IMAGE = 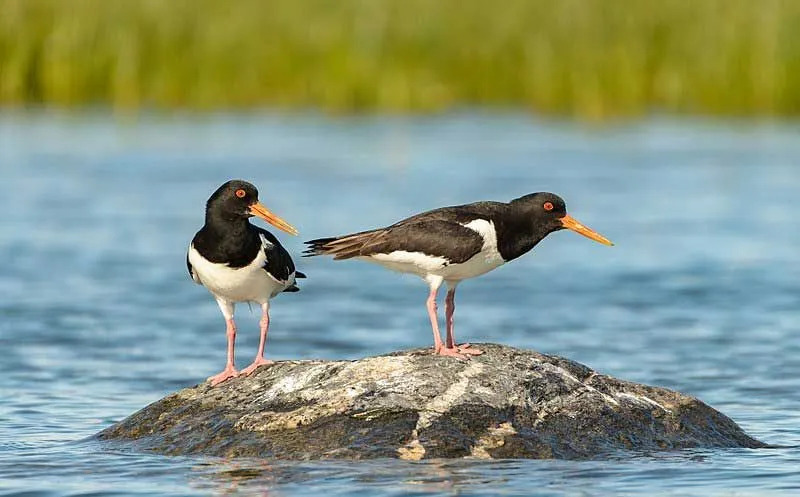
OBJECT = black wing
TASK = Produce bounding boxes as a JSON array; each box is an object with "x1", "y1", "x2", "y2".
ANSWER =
[
  {"x1": 255, "y1": 227, "x2": 298, "y2": 284},
  {"x1": 305, "y1": 219, "x2": 485, "y2": 264}
]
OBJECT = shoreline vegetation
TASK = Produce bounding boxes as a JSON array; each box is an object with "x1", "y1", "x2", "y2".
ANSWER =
[{"x1": 1, "y1": 0, "x2": 799, "y2": 119}]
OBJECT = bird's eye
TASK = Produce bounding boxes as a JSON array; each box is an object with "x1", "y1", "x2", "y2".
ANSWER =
[
  {"x1": 543, "y1": 201, "x2": 554, "y2": 211},
  {"x1": 235, "y1": 189, "x2": 246, "y2": 198}
]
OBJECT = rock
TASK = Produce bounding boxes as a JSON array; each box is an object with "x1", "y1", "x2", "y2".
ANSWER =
[{"x1": 97, "y1": 344, "x2": 765, "y2": 459}]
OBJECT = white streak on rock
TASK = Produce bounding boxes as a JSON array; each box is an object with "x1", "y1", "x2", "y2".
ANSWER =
[
  {"x1": 543, "y1": 363, "x2": 620, "y2": 407},
  {"x1": 416, "y1": 361, "x2": 486, "y2": 430},
  {"x1": 616, "y1": 392, "x2": 672, "y2": 413}
]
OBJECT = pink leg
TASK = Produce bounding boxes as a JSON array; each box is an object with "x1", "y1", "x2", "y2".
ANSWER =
[
  {"x1": 427, "y1": 282, "x2": 468, "y2": 360},
  {"x1": 445, "y1": 286, "x2": 483, "y2": 356},
  {"x1": 242, "y1": 302, "x2": 275, "y2": 376},
  {"x1": 426, "y1": 286, "x2": 443, "y2": 352},
  {"x1": 208, "y1": 318, "x2": 239, "y2": 386},
  {"x1": 445, "y1": 287, "x2": 456, "y2": 349}
]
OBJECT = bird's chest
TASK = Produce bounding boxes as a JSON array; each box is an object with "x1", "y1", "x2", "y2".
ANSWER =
[
  {"x1": 438, "y1": 218, "x2": 506, "y2": 280},
  {"x1": 189, "y1": 246, "x2": 278, "y2": 302},
  {"x1": 443, "y1": 245, "x2": 505, "y2": 280}
]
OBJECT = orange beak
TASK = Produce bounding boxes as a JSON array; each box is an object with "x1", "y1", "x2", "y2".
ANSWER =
[
  {"x1": 560, "y1": 214, "x2": 613, "y2": 246},
  {"x1": 249, "y1": 202, "x2": 299, "y2": 236}
]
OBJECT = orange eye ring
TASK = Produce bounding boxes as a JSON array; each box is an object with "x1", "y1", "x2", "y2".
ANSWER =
[
  {"x1": 543, "y1": 201, "x2": 554, "y2": 211},
  {"x1": 235, "y1": 189, "x2": 246, "y2": 198}
]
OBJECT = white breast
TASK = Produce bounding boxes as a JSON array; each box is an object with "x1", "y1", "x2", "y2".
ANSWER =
[
  {"x1": 441, "y1": 219, "x2": 506, "y2": 280},
  {"x1": 188, "y1": 243, "x2": 289, "y2": 304}
]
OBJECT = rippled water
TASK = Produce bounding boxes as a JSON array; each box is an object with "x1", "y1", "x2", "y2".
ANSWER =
[{"x1": 2, "y1": 112, "x2": 800, "y2": 496}]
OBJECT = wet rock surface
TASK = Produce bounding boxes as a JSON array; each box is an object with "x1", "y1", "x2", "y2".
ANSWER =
[{"x1": 97, "y1": 344, "x2": 765, "y2": 459}]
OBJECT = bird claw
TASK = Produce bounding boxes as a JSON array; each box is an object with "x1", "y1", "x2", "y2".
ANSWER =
[
  {"x1": 435, "y1": 346, "x2": 470, "y2": 361},
  {"x1": 207, "y1": 367, "x2": 239, "y2": 386},
  {"x1": 241, "y1": 358, "x2": 275, "y2": 376},
  {"x1": 456, "y1": 343, "x2": 484, "y2": 356}
]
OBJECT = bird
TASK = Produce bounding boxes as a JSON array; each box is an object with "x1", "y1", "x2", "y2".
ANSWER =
[
  {"x1": 187, "y1": 180, "x2": 305, "y2": 386},
  {"x1": 304, "y1": 192, "x2": 612, "y2": 360}
]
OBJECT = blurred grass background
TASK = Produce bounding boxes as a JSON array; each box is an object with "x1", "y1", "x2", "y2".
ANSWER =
[{"x1": 1, "y1": 0, "x2": 799, "y2": 119}]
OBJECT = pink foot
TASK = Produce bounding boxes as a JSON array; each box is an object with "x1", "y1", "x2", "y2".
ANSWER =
[
  {"x1": 207, "y1": 366, "x2": 239, "y2": 386},
  {"x1": 435, "y1": 346, "x2": 469, "y2": 361},
  {"x1": 241, "y1": 357, "x2": 275, "y2": 376},
  {"x1": 456, "y1": 343, "x2": 484, "y2": 356}
]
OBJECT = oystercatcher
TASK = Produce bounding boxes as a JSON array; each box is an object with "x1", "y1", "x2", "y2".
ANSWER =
[
  {"x1": 187, "y1": 180, "x2": 305, "y2": 385},
  {"x1": 304, "y1": 192, "x2": 612, "y2": 359}
]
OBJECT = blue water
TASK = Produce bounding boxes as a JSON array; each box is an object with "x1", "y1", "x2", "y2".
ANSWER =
[{"x1": 2, "y1": 112, "x2": 800, "y2": 496}]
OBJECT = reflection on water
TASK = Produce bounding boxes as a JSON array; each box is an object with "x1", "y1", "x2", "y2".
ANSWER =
[{"x1": 1, "y1": 112, "x2": 800, "y2": 496}]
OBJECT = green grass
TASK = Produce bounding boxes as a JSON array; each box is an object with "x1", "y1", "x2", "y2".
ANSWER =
[{"x1": 1, "y1": 0, "x2": 799, "y2": 119}]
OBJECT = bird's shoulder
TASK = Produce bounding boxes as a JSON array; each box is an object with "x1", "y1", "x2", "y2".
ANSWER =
[
  {"x1": 252, "y1": 225, "x2": 290, "y2": 255},
  {"x1": 253, "y1": 225, "x2": 281, "y2": 249},
  {"x1": 252, "y1": 225, "x2": 297, "y2": 283}
]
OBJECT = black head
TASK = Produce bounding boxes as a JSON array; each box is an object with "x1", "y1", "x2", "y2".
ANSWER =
[
  {"x1": 206, "y1": 180, "x2": 259, "y2": 219},
  {"x1": 205, "y1": 179, "x2": 298, "y2": 235},
  {"x1": 512, "y1": 192, "x2": 613, "y2": 246}
]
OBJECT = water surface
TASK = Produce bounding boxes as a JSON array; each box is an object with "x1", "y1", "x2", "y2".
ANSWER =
[{"x1": 1, "y1": 112, "x2": 799, "y2": 495}]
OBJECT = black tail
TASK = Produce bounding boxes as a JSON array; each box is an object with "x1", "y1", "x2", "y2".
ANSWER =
[
  {"x1": 303, "y1": 229, "x2": 386, "y2": 260},
  {"x1": 282, "y1": 270, "x2": 306, "y2": 293},
  {"x1": 302, "y1": 236, "x2": 338, "y2": 257}
]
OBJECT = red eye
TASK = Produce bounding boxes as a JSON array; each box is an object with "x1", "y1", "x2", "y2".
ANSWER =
[
  {"x1": 543, "y1": 202, "x2": 554, "y2": 211},
  {"x1": 235, "y1": 189, "x2": 246, "y2": 198}
]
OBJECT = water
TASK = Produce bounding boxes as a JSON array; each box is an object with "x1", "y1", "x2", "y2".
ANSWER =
[{"x1": 2, "y1": 112, "x2": 800, "y2": 496}]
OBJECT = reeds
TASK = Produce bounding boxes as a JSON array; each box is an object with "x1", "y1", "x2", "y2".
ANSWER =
[{"x1": 1, "y1": 0, "x2": 798, "y2": 118}]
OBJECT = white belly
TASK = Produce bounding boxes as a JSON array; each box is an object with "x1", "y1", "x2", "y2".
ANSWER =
[
  {"x1": 188, "y1": 245, "x2": 287, "y2": 303},
  {"x1": 363, "y1": 250, "x2": 449, "y2": 276},
  {"x1": 363, "y1": 247, "x2": 503, "y2": 281}
]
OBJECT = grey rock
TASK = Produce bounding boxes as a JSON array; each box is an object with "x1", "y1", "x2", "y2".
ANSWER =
[{"x1": 97, "y1": 344, "x2": 765, "y2": 459}]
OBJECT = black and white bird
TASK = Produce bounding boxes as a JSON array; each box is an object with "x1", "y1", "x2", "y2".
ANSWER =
[
  {"x1": 187, "y1": 180, "x2": 305, "y2": 386},
  {"x1": 304, "y1": 192, "x2": 612, "y2": 359}
]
